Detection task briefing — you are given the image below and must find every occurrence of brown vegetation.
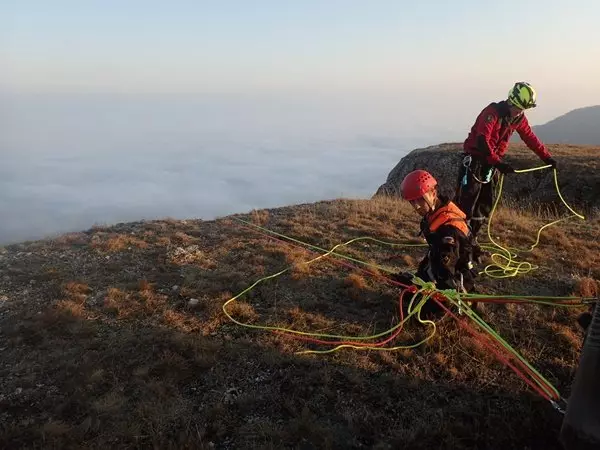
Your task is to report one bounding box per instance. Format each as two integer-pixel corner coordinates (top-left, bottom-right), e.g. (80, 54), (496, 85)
(0, 195), (597, 449)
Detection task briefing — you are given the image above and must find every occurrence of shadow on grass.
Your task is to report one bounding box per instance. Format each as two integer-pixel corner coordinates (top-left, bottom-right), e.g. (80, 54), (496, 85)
(0, 211), (586, 449)
(0, 304), (567, 450)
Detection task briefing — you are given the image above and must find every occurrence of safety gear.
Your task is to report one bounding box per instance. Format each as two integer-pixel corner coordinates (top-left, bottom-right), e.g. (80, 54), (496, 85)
(464, 101), (551, 165)
(543, 157), (558, 169)
(455, 156), (498, 239)
(461, 154), (494, 185)
(425, 201), (470, 236)
(495, 162), (515, 174)
(394, 197), (477, 318)
(508, 82), (537, 110)
(400, 170), (438, 201)
(419, 198), (476, 288)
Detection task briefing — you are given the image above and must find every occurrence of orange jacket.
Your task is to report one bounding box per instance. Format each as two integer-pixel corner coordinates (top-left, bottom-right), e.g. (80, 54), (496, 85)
(425, 201), (469, 237)
(418, 200), (474, 290)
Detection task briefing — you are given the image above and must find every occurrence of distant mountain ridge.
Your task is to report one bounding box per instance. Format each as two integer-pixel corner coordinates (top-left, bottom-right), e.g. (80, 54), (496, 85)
(520, 105), (600, 145)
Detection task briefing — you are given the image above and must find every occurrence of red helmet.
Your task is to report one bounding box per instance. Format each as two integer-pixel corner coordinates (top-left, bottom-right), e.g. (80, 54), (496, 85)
(400, 170), (438, 201)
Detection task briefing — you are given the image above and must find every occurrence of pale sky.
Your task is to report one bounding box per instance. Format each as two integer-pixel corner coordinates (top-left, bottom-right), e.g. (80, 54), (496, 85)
(2, 0), (600, 243)
(2, 0), (600, 122)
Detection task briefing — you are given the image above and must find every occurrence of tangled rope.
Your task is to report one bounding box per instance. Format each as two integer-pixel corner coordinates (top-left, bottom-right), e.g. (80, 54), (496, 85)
(480, 166), (585, 278)
(221, 164), (592, 410)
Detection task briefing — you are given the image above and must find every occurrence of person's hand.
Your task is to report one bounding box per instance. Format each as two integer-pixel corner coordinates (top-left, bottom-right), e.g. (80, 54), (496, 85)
(543, 157), (557, 169)
(495, 162), (515, 174)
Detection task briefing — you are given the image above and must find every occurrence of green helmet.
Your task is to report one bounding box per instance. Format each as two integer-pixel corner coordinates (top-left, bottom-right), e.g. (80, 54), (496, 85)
(508, 82), (537, 109)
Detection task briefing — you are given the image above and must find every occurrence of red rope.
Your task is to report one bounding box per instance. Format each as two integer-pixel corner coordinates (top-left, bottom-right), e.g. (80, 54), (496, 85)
(233, 220), (560, 400)
(235, 222), (415, 290)
(236, 221), (568, 306)
(236, 220), (556, 324)
(432, 297), (556, 401)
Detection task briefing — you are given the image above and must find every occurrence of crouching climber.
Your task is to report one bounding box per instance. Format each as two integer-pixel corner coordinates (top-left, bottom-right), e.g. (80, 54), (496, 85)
(392, 170), (478, 316)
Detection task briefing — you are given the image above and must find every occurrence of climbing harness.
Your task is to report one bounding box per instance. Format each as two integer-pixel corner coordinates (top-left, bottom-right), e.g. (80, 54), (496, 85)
(461, 154), (494, 185)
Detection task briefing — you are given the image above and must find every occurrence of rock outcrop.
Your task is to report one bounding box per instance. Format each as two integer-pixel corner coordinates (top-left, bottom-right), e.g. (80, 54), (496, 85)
(374, 143), (600, 212)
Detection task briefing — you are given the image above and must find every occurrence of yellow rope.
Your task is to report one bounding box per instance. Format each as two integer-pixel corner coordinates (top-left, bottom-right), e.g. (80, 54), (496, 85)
(479, 166), (585, 278)
(220, 166), (590, 407)
(221, 235), (432, 345)
(297, 289), (438, 355)
(222, 164), (588, 355)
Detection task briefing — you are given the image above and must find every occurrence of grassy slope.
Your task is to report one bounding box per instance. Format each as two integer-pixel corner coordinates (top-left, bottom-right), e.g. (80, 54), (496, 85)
(0, 196), (598, 449)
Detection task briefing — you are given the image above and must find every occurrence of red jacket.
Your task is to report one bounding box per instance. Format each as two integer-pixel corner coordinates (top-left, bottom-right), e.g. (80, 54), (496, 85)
(463, 101), (551, 164)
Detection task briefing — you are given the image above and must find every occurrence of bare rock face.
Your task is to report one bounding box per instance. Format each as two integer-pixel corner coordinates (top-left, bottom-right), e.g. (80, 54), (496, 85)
(374, 143), (464, 199)
(374, 142), (600, 213)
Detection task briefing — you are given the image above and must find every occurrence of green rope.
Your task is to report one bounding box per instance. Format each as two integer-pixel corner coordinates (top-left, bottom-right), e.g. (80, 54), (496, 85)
(479, 167), (585, 278)
(224, 164), (590, 407)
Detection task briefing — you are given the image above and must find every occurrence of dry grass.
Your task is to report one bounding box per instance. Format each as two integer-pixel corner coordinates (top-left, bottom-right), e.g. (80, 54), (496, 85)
(91, 232), (150, 252)
(574, 277), (599, 297)
(251, 208), (270, 226)
(0, 196), (598, 449)
(55, 299), (86, 317)
(226, 301), (259, 322)
(52, 232), (89, 247)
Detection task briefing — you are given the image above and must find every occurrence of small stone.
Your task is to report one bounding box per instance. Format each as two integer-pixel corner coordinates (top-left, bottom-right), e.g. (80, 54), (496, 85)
(223, 387), (240, 404)
(172, 285), (179, 292)
(188, 298), (199, 307)
(15, 387), (22, 395)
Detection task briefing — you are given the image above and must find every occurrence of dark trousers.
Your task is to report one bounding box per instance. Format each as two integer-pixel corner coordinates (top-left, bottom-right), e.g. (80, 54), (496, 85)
(455, 155), (499, 239)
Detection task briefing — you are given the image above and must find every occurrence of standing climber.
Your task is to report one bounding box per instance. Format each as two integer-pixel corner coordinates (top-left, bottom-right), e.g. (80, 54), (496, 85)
(455, 82), (558, 259)
(393, 170), (477, 315)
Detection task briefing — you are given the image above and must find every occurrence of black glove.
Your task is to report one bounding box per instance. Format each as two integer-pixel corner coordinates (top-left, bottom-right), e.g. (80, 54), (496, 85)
(543, 157), (557, 169)
(495, 162), (515, 174)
